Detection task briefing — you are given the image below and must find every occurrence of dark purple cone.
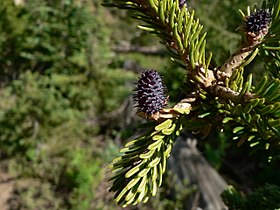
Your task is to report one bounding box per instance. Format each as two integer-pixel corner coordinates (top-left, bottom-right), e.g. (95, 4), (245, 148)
(133, 70), (167, 115)
(179, 0), (188, 9)
(245, 9), (271, 34)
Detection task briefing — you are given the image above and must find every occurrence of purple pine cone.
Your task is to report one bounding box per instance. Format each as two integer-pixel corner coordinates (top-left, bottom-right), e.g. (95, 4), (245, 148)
(133, 70), (167, 115)
(179, 0), (188, 9)
(245, 9), (271, 34)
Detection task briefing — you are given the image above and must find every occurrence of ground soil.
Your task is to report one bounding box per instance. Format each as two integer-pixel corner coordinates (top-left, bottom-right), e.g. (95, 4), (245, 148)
(0, 173), (14, 210)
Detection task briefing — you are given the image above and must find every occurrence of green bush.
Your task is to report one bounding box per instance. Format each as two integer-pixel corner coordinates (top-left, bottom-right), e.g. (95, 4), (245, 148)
(0, 71), (88, 158)
(0, 0), (91, 82)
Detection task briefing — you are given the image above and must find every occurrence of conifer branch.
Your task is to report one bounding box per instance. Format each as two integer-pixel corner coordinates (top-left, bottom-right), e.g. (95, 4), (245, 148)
(105, 0), (280, 207)
(220, 8), (272, 77)
(107, 0), (211, 79)
(210, 85), (254, 104)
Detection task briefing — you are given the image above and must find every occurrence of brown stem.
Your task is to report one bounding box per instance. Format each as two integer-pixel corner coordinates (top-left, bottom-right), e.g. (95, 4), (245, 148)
(210, 84), (255, 104)
(220, 32), (265, 77)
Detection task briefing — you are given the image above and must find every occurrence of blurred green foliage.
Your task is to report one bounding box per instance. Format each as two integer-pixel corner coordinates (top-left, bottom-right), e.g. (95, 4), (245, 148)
(0, 0), (133, 209)
(0, 0), (91, 81)
(222, 184), (280, 210)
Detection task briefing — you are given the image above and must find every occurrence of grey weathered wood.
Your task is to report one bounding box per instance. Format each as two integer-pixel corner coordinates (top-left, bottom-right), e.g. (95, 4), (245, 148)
(169, 138), (228, 210)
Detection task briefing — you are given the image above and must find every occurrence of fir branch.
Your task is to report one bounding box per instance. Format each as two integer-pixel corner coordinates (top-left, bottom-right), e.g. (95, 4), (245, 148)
(106, 0), (211, 78)
(210, 85), (254, 104)
(220, 8), (272, 77)
(105, 0), (280, 207)
(109, 117), (184, 207)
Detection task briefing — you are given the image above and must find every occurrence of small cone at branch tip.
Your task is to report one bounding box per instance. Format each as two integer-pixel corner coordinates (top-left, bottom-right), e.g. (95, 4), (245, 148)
(179, 0), (189, 9)
(245, 9), (271, 35)
(133, 69), (168, 117)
